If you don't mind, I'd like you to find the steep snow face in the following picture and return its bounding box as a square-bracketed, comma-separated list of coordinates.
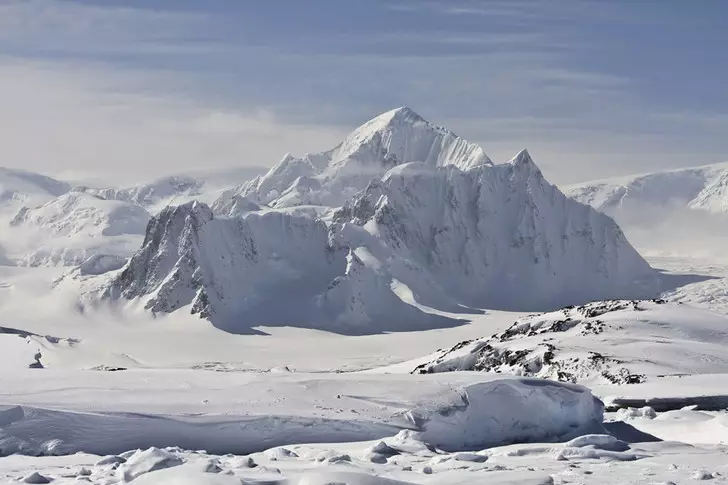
[411, 300, 728, 386]
[239, 107, 491, 208]
[335, 151, 659, 311]
[0, 167, 71, 214]
[11, 192, 150, 238]
[566, 162, 728, 214]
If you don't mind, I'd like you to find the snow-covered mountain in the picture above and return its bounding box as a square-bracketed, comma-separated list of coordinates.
[8, 191, 150, 267]
[565, 162, 728, 258]
[235, 106, 491, 208]
[73, 175, 205, 212]
[0, 166, 265, 267]
[0, 167, 71, 214]
[566, 162, 728, 214]
[11, 192, 149, 238]
[95, 108, 660, 333]
[410, 299, 728, 386]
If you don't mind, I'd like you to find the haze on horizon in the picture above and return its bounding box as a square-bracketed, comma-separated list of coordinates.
[0, 0, 726, 185]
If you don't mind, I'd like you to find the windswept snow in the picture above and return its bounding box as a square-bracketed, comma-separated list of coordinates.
[74, 175, 206, 212]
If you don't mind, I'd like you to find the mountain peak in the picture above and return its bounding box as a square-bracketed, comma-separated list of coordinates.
[379, 105, 425, 123]
[508, 149, 542, 175]
[510, 149, 533, 165]
[347, 106, 429, 144]
[241, 107, 491, 207]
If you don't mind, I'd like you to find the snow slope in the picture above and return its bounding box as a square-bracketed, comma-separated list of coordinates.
[235, 107, 491, 208]
[565, 163, 728, 268]
[407, 299, 728, 387]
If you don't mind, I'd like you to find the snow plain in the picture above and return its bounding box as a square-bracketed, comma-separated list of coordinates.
[1, 109, 728, 484]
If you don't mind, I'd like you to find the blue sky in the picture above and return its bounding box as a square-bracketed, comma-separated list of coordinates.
[0, 0, 726, 184]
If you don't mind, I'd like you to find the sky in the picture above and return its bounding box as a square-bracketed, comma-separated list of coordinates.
[0, 0, 726, 185]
